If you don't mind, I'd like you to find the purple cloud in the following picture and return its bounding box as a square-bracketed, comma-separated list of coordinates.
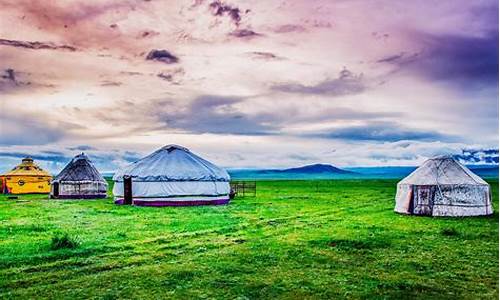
[311, 121, 455, 142]
[380, 30, 498, 87]
[272, 68, 365, 96]
[229, 29, 261, 38]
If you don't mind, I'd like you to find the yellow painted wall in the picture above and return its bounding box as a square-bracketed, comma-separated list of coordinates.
[1, 176, 51, 194]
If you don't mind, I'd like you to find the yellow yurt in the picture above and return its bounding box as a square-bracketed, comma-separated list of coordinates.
[0, 157, 52, 194]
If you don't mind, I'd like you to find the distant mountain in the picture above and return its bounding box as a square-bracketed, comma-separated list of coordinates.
[228, 164, 498, 180]
[259, 164, 354, 174]
[228, 164, 357, 180]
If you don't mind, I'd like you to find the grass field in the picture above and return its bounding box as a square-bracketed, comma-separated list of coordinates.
[0, 180, 498, 299]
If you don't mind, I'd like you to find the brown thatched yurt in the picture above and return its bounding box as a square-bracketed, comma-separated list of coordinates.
[51, 153, 107, 199]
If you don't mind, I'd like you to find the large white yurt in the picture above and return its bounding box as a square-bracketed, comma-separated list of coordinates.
[51, 153, 108, 199]
[113, 145, 231, 206]
[395, 156, 493, 217]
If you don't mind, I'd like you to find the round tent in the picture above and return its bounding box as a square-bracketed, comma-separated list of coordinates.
[113, 145, 231, 206]
[395, 156, 493, 217]
[51, 153, 108, 199]
[0, 157, 52, 194]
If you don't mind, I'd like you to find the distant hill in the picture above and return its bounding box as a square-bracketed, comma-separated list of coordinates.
[259, 164, 354, 174]
[229, 164, 357, 180]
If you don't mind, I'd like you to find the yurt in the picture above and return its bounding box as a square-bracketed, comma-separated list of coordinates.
[395, 156, 493, 217]
[113, 145, 231, 206]
[0, 157, 52, 194]
[51, 153, 108, 199]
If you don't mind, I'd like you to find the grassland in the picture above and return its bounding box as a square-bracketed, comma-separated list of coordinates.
[0, 180, 498, 299]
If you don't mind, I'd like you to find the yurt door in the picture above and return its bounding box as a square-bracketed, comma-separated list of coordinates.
[52, 182, 59, 198]
[413, 185, 435, 215]
[123, 176, 133, 205]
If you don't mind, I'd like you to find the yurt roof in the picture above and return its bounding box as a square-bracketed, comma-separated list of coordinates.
[54, 153, 106, 183]
[1, 157, 52, 177]
[113, 144, 230, 182]
[399, 156, 487, 185]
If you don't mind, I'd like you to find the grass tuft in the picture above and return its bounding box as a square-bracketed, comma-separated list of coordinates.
[441, 227, 459, 237]
[50, 233, 80, 250]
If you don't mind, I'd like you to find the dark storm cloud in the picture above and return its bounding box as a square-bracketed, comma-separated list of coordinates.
[0, 38, 77, 51]
[209, 1, 244, 26]
[159, 95, 277, 135]
[380, 30, 499, 87]
[311, 122, 454, 142]
[272, 68, 365, 96]
[146, 49, 179, 64]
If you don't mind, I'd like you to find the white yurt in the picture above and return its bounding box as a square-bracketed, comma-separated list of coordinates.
[395, 156, 493, 217]
[113, 145, 231, 206]
[51, 153, 108, 199]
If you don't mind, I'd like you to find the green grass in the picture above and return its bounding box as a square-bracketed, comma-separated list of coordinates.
[0, 179, 497, 299]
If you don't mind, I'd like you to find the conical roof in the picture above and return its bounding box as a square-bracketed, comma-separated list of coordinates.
[54, 153, 106, 183]
[399, 156, 487, 185]
[113, 145, 230, 182]
[1, 157, 51, 177]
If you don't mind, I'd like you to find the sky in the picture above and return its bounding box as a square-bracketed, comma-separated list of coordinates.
[0, 0, 498, 173]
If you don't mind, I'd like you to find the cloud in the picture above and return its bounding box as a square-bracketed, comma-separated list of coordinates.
[209, 1, 244, 26]
[272, 68, 365, 96]
[67, 145, 96, 151]
[379, 30, 499, 87]
[229, 29, 261, 38]
[0, 38, 77, 51]
[2, 68, 15, 82]
[0, 150, 70, 163]
[0, 111, 83, 146]
[156, 68, 185, 84]
[0, 68, 19, 91]
[146, 49, 179, 64]
[0, 147, 144, 174]
[159, 95, 278, 135]
[100, 80, 122, 87]
[247, 51, 284, 60]
[311, 121, 453, 142]
[453, 148, 499, 164]
[273, 24, 306, 33]
[0, 68, 56, 93]
[0, 0, 137, 50]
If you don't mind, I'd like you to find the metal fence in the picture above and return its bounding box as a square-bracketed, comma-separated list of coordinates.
[230, 181, 257, 197]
